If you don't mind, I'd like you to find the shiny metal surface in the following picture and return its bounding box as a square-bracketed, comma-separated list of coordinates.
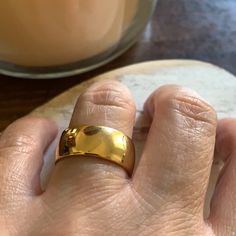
[56, 126, 135, 176]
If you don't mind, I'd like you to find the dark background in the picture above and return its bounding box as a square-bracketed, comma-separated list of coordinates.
[0, 0, 235, 130]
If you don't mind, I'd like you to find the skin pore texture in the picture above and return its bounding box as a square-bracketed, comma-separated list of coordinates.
[0, 0, 137, 66]
[0, 80, 235, 235]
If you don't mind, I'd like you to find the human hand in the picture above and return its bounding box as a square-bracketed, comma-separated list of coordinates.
[0, 81, 235, 235]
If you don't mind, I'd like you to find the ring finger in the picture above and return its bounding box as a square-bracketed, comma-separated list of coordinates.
[45, 80, 136, 204]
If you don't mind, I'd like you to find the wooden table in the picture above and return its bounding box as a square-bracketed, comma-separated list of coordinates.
[0, 0, 235, 131]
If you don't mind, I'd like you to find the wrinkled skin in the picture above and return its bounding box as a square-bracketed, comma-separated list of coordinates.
[0, 81, 235, 236]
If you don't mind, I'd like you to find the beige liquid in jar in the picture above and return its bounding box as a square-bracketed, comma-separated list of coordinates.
[0, 0, 138, 66]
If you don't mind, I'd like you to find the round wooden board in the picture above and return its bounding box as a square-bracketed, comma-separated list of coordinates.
[32, 59, 236, 217]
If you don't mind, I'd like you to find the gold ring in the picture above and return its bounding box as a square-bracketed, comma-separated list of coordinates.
[55, 126, 135, 176]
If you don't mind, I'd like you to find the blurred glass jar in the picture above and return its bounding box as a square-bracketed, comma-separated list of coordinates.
[0, 0, 157, 79]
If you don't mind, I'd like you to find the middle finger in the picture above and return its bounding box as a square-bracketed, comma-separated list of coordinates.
[133, 85, 217, 219]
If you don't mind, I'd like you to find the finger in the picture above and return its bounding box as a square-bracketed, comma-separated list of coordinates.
[47, 80, 136, 199]
[0, 116, 58, 202]
[208, 119, 236, 235]
[133, 85, 217, 220]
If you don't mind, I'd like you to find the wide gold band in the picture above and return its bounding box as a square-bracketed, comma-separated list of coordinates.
[55, 126, 135, 176]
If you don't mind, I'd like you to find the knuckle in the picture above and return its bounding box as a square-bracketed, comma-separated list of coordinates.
[0, 116, 50, 156]
[154, 85, 217, 134]
[173, 94, 217, 127]
[79, 82, 136, 112]
[0, 134, 37, 156]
